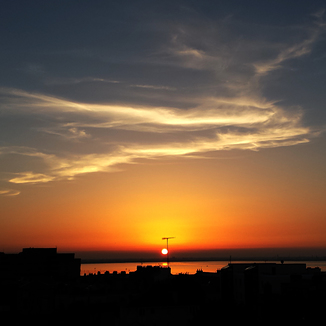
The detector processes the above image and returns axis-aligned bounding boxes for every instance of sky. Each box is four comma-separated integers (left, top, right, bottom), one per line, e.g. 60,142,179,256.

1,0,326,258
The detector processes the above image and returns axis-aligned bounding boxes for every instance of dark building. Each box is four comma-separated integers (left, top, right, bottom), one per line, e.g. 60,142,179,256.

0,247,81,280
130,265,171,281
220,262,326,323
220,262,320,304
244,263,307,304
220,263,253,303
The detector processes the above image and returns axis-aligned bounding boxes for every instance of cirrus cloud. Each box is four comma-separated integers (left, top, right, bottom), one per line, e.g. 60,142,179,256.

0,86,313,186
0,189,21,196
0,9,324,189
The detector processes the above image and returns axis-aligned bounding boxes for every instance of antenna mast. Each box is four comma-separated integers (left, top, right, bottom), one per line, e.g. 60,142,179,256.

162,237,175,266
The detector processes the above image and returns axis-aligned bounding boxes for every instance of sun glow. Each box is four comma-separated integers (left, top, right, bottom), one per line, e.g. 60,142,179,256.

161,248,168,255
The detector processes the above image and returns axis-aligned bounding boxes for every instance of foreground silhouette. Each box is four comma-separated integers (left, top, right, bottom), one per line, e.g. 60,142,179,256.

1,248,325,325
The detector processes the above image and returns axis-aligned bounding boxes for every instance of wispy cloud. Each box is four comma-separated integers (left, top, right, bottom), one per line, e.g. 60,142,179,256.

253,13,325,75
9,173,55,184
165,10,325,81
0,10,323,189
37,127,90,140
44,77,121,85
0,189,21,196
0,86,312,186
129,84,176,91
7,150,133,184
253,35,319,76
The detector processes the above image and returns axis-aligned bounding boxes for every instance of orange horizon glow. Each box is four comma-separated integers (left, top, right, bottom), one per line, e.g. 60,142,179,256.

1,105,326,256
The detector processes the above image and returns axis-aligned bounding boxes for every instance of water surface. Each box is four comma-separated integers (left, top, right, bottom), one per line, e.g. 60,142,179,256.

81,260,326,275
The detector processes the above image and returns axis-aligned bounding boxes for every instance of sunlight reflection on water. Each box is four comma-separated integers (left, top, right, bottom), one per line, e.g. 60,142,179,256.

81,260,326,275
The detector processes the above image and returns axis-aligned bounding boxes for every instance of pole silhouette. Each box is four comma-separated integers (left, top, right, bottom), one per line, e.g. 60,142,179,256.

162,237,175,266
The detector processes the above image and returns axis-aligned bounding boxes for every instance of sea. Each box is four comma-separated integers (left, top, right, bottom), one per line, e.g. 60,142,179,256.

81,260,326,276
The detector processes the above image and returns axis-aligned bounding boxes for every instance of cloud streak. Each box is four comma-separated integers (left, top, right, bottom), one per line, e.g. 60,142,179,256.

0,189,20,196
0,87,312,186
0,9,323,189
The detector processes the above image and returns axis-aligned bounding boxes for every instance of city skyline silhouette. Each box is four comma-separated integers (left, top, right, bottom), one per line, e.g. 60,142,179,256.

1,246,326,325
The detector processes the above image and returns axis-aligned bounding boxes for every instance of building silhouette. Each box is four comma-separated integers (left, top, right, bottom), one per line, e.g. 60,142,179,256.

0,247,81,280
220,262,325,323
1,251,326,325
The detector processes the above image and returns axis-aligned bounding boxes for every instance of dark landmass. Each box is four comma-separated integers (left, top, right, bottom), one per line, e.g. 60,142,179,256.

75,247,326,262
2,248,326,325
80,255,326,264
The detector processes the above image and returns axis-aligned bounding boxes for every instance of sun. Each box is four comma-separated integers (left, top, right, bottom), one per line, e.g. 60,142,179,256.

161,248,168,255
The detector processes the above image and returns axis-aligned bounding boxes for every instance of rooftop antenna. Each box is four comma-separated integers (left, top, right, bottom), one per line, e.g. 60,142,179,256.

162,237,175,267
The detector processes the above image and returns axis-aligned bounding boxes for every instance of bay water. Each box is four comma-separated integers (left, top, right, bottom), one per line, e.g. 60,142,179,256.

81,260,326,276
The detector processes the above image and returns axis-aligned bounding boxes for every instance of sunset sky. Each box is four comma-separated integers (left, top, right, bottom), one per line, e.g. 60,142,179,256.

1,0,326,258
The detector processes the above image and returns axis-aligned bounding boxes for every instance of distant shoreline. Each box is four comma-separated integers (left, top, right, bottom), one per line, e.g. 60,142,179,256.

80,256,326,264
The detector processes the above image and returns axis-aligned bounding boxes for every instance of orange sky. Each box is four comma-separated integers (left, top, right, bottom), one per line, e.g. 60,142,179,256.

2,140,326,256
1,2,326,259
